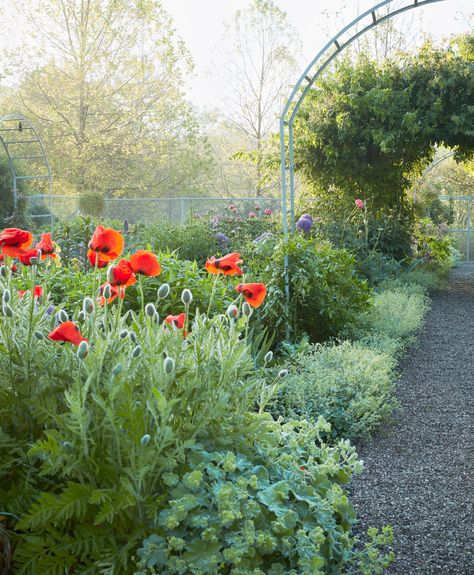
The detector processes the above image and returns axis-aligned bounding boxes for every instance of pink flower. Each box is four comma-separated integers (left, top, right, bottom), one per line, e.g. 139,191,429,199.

264,208,273,215
248,212,257,218
255,205,261,211
355,199,365,209
229,204,238,213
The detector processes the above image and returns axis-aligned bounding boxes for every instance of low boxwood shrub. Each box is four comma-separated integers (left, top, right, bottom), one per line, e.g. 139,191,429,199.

270,341,397,441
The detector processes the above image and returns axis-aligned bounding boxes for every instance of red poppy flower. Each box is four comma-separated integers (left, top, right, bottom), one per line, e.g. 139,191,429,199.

205,252,243,276
87,225,124,268
48,321,87,346
19,285,43,299
110,259,137,287
36,233,58,260
129,250,161,277
164,313,187,336
235,283,267,308
98,282,125,306
0,228,33,258
17,248,39,266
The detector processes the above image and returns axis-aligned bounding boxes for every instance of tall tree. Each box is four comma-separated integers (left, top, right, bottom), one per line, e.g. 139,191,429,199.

215,0,301,196
5,0,211,197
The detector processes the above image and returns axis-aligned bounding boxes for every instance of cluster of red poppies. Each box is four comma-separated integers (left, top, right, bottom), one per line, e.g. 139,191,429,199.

1,225,267,346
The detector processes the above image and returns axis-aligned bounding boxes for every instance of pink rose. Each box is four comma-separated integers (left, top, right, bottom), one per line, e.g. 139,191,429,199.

355,199,365,209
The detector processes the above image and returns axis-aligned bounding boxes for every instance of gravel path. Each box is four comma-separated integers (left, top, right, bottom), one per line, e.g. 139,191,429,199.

349,265,474,575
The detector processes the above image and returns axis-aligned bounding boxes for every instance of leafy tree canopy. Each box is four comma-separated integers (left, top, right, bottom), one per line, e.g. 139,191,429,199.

294,33,474,212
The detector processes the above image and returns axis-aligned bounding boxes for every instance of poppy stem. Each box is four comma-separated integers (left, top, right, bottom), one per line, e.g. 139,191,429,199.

207,274,220,316
138,275,145,315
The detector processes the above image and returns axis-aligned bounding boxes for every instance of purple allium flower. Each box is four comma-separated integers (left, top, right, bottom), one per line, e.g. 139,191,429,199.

215,232,229,247
296,215,313,234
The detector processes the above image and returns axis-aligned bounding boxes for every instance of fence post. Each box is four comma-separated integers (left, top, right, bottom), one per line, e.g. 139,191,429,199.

180,198,185,224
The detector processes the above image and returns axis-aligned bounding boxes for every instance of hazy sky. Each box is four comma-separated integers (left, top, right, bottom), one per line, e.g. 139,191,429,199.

159,0,473,109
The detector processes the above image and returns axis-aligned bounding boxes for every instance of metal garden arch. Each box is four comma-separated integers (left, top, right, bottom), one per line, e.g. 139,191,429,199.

0,113,53,224
279,0,450,239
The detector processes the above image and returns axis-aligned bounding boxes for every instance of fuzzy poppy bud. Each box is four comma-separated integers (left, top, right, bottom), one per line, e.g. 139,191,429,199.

158,283,170,299
181,288,193,305
3,304,13,317
106,265,115,283
36,249,42,260
34,331,44,340
264,351,273,365
145,303,156,318
29,256,38,266
59,309,69,323
132,345,141,358
0,266,7,278
2,289,10,304
129,331,137,343
83,297,95,315
77,340,89,360
242,302,253,318
164,356,175,375
140,434,151,447
102,283,112,301
112,363,123,376
62,441,73,450
77,311,86,323
278,369,288,378
226,305,238,319
119,329,128,339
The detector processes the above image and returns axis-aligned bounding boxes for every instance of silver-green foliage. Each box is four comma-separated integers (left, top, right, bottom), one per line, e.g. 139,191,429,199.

272,341,397,441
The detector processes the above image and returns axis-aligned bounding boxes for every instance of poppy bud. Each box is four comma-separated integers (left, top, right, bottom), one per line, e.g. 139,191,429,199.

129,331,137,343
242,302,253,318
181,289,193,305
59,309,69,323
2,289,10,304
278,369,288,378
3,304,13,317
119,329,128,339
132,345,141,358
77,340,89,360
226,305,238,319
29,256,38,266
34,331,44,340
164,356,175,374
77,311,86,323
140,434,151,447
83,297,95,315
103,283,112,300
0,266,7,278
106,265,115,283
62,441,73,450
264,351,273,364
112,363,123,376
158,283,170,299
145,303,156,318
36,249,42,260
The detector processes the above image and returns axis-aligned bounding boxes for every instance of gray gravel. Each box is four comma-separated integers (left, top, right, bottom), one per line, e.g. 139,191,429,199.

349,264,474,575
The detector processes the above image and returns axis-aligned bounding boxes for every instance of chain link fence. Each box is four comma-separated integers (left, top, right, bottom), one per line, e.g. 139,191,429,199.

23,195,282,226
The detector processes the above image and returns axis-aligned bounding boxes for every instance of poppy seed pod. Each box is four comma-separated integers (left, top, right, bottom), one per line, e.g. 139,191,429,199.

278,369,288,378
102,283,112,301
157,283,170,299
264,351,273,365
3,304,13,317
145,302,157,318
140,434,151,447
164,356,175,375
77,340,89,360
132,345,141,358
242,302,253,318
2,289,10,304
112,363,123,376
77,311,86,323
119,329,129,339
181,289,193,305
83,297,95,315
59,309,69,323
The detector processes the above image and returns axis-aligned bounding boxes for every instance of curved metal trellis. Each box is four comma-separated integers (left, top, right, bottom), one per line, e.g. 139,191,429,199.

0,112,53,225
280,0,449,238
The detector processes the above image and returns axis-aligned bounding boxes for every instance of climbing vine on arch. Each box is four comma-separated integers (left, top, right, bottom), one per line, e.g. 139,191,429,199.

294,33,474,213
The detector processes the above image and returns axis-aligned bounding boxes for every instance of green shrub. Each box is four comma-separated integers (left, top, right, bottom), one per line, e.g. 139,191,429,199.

271,342,397,441
79,191,105,217
254,234,371,342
